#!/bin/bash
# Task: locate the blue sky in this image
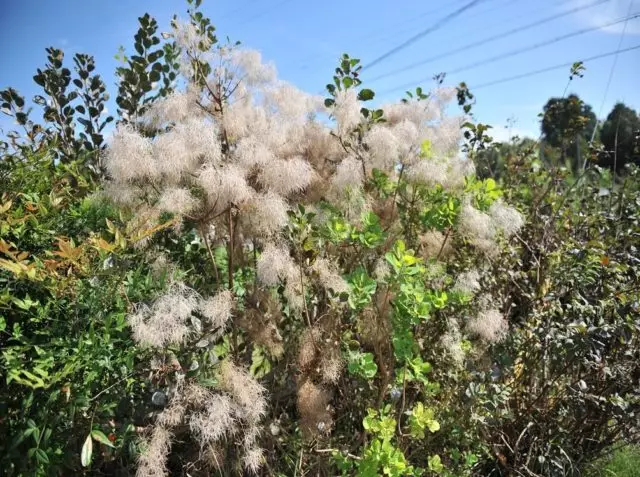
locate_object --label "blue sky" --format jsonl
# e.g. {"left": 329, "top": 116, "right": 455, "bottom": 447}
{"left": 1, "top": 0, "right": 639, "bottom": 141}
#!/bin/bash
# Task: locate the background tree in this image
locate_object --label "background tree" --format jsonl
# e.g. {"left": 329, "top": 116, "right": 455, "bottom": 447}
{"left": 540, "top": 94, "right": 596, "bottom": 169}
{"left": 599, "top": 102, "right": 640, "bottom": 170}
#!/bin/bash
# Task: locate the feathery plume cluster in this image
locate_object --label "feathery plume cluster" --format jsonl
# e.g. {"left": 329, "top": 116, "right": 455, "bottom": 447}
{"left": 219, "top": 360, "right": 267, "bottom": 425}
{"left": 453, "top": 270, "right": 481, "bottom": 296}
{"left": 157, "top": 187, "right": 197, "bottom": 216}
{"left": 230, "top": 49, "right": 276, "bottom": 86}
{"left": 297, "top": 379, "right": 333, "bottom": 437}
{"left": 373, "top": 258, "right": 392, "bottom": 281}
{"left": 241, "top": 192, "right": 289, "bottom": 238}
{"left": 334, "top": 88, "right": 361, "bottom": 136}
{"left": 199, "top": 164, "right": 253, "bottom": 212}
{"left": 128, "top": 283, "right": 199, "bottom": 348}
{"left": 312, "top": 258, "right": 350, "bottom": 295}
{"left": 136, "top": 426, "right": 172, "bottom": 477}
{"left": 459, "top": 198, "right": 525, "bottom": 255}
{"left": 419, "top": 230, "right": 452, "bottom": 260}
{"left": 440, "top": 319, "right": 465, "bottom": 365}
{"left": 489, "top": 199, "right": 525, "bottom": 238}
{"left": 458, "top": 201, "right": 497, "bottom": 255}
{"left": 467, "top": 308, "right": 508, "bottom": 343}
{"left": 105, "top": 125, "right": 155, "bottom": 182}
{"left": 218, "top": 361, "right": 267, "bottom": 471}
{"left": 142, "top": 90, "right": 198, "bottom": 128}
{"left": 364, "top": 125, "right": 399, "bottom": 171}
{"left": 297, "top": 325, "right": 342, "bottom": 385}
{"left": 238, "top": 291, "right": 284, "bottom": 358}
{"left": 173, "top": 19, "right": 212, "bottom": 53}
{"left": 200, "top": 289, "right": 234, "bottom": 330}
{"left": 188, "top": 393, "right": 236, "bottom": 444}
{"left": 257, "top": 156, "right": 315, "bottom": 196}
{"left": 256, "top": 243, "right": 296, "bottom": 286}
{"left": 329, "top": 156, "right": 364, "bottom": 200}
{"left": 320, "top": 350, "right": 343, "bottom": 385}
{"left": 298, "top": 327, "right": 321, "bottom": 370}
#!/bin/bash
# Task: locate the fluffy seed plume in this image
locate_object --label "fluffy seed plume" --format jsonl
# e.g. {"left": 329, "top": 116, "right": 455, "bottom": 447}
{"left": 199, "top": 290, "right": 234, "bottom": 330}
{"left": 105, "top": 125, "right": 156, "bottom": 182}
{"left": 453, "top": 270, "right": 481, "bottom": 296}
{"left": 128, "top": 283, "right": 198, "bottom": 348}
{"left": 489, "top": 200, "right": 524, "bottom": 238}
{"left": 136, "top": 426, "right": 172, "bottom": 477}
{"left": 199, "top": 164, "right": 253, "bottom": 209}
{"left": 243, "top": 192, "right": 289, "bottom": 238}
{"left": 467, "top": 308, "right": 508, "bottom": 343}
{"left": 312, "top": 258, "right": 350, "bottom": 295}
{"left": 333, "top": 88, "right": 361, "bottom": 135}
{"left": 365, "top": 125, "right": 399, "bottom": 171}
{"left": 219, "top": 360, "right": 267, "bottom": 424}
{"left": 297, "top": 379, "right": 333, "bottom": 438}
{"left": 189, "top": 393, "right": 237, "bottom": 445}
{"left": 256, "top": 243, "right": 296, "bottom": 286}
{"left": 157, "top": 187, "right": 197, "bottom": 216}
{"left": 257, "top": 157, "right": 315, "bottom": 196}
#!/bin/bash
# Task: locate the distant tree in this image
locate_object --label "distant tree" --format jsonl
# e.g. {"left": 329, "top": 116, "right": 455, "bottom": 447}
{"left": 599, "top": 102, "right": 640, "bottom": 170}
{"left": 540, "top": 94, "right": 596, "bottom": 168}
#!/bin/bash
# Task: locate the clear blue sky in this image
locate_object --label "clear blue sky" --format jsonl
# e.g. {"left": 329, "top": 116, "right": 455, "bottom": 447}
{"left": 1, "top": 0, "right": 639, "bottom": 141}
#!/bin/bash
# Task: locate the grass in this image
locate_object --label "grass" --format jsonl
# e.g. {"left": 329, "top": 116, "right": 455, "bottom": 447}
{"left": 590, "top": 446, "right": 640, "bottom": 477}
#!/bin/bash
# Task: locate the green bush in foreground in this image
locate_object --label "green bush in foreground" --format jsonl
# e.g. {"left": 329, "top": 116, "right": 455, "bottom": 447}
{"left": 1, "top": 2, "right": 638, "bottom": 476}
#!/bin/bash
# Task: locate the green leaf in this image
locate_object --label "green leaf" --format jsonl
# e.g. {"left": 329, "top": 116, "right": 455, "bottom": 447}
{"left": 428, "top": 454, "right": 444, "bottom": 474}
{"left": 358, "top": 88, "right": 375, "bottom": 101}
{"left": 92, "top": 429, "right": 116, "bottom": 448}
{"left": 81, "top": 434, "right": 93, "bottom": 467}
{"left": 35, "top": 448, "right": 50, "bottom": 464}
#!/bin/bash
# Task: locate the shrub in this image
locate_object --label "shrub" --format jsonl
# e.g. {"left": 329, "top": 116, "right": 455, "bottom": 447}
{"left": 1, "top": 2, "right": 638, "bottom": 476}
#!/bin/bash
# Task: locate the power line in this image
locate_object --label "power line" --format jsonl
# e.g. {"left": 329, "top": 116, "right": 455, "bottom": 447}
{"left": 362, "top": 0, "right": 487, "bottom": 71}
{"left": 448, "top": 13, "right": 640, "bottom": 74}
{"left": 377, "top": 44, "right": 640, "bottom": 95}
{"left": 361, "top": 0, "right": 525, "bottom": 52}
{"left": 217, "top": 0, "right": 260, "bottom": 22}
{"left": 356, "top": 0, "right": 470, "bottom": 45}
{"left": 379, "top": 12, "right": 639, "bottom": 94}
{"left": 233, "top": 0, "right": 295, "bottom": 28}
{"left": 589, "top": 0, "right": 635, "bottom": 144}
{"left": 471, "top": 45, "right": 640, "bottom": 90}
{"left": 366, "top": 0, "right": 609, "bottom": 83}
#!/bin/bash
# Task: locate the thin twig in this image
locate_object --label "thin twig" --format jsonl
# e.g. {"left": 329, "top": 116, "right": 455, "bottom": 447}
{"left": 201, "top": 226, "right": 220, "bottom": 285}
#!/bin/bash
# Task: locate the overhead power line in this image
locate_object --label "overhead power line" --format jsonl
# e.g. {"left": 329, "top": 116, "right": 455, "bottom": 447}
{"left": 217, "top": 0, "right": 260, "bottom": 22}
{"left": 360, "top": 0, "right": 527, "bottom": 53}
{"left": 470, "top": 44, "right": 640, "bottom": 90}
{"left": 377, "top": 44, "right": 640, "bottom": 95}
{"left": 234, "top": 0, "right": 295, "bottom": 28}
{"left": 366, "top": 0, "right": 610, "bottom": 83}
{"left": 380, "top": 12, "right": 639, "bottom": 95}
{"left": 356, "top": 0, "right": 469, "bottom": 45}
{"left": 362, "top": 0, "right": 486, "bottom": 71}
{"left": 589, "top": 0, "right": 635, "bottom": 145}
{"left": 448, "top": 13, "right": 640, "bottom": 74}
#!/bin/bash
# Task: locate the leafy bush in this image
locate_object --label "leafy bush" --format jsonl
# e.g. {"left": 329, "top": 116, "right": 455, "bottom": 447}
{"left": 0, "top": 2, "right": 638, "bottom": 476}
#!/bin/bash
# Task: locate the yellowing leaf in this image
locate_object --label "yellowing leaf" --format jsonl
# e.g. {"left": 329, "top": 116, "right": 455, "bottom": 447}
{"left": 0, "top": 199, "right": 12, "bottom": 214}
{"left": 54, "top": 238, "right": 82, "bottom": 262}
{"left": 420, "top": 139, "right": 433, "bottom": 158}
{"left": 81, "top": 434, "right": 93, "bottom": 467}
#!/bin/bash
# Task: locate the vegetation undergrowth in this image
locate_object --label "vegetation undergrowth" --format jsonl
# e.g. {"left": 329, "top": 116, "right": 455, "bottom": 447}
{"left": 1, "top": 1, "right": 638, "bottom": 476}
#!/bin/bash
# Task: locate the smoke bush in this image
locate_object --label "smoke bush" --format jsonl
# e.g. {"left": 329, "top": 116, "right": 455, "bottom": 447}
{"left": 100, "top": 5, "right": 530, "bottom": 475}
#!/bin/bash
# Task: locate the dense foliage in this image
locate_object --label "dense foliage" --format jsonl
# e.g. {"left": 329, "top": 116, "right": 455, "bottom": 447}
{"left": 1, "top": 2, "right": 638, "bottom": 476}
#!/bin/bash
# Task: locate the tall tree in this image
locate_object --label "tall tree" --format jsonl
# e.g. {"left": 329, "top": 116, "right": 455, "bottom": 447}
{"left": 540, "top": 94, "right": 596, "bottom": 168}
{"left": 599, "top": 102, "right": 640, "bottom": 170}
